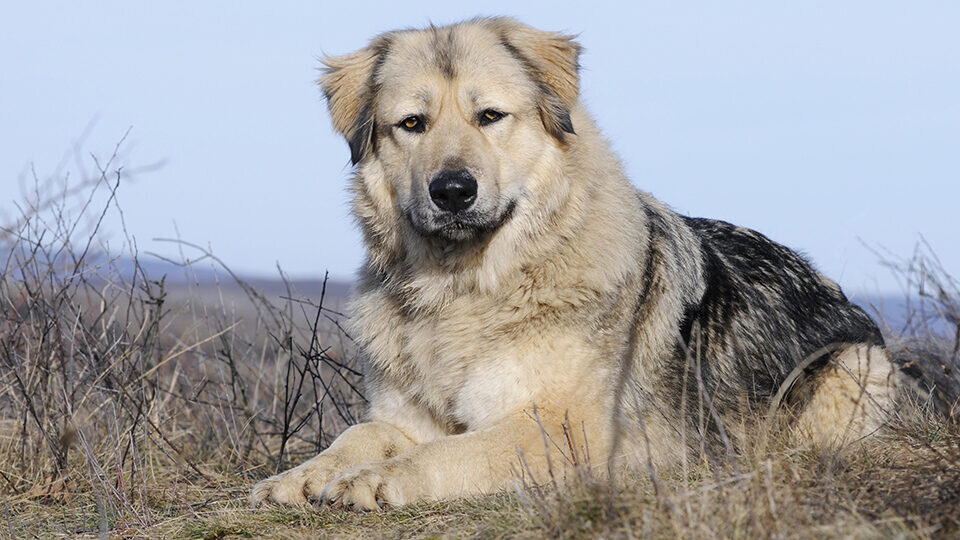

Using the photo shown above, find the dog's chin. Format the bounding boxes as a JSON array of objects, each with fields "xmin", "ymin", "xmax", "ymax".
[
  {"xmin": 408, "ymin": 200, "xmax": 517, "ymax": 245},
  {"xmin": 432, "ymin": 222, "xmax": 485, "ymax": 243}
]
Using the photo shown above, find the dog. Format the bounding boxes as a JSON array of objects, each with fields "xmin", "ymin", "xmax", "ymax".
[{"xmin": 251, "ymin": 17, "xmax": 904, "ymax": 511}]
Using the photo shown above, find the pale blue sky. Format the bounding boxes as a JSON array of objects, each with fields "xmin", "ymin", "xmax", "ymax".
[{"xmin": 1, "ymin": 2, "xmax": 957, "ymax": 296}]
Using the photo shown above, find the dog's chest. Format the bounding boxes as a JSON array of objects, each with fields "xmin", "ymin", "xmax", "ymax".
[
  {"xmin": 353, "ymin": 280, "xmax": 611, "ymax": 431},
  {"xmin": 398, "ymin": 309, "xmax": 544, "ymax": 429},
  {"xmin": 354, "ymin": 291, "xmax": 568, "ymax": 429}
]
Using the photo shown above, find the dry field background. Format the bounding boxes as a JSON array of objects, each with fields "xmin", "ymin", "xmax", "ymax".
[{"xmin": 2, "ymin": 149, "xmax": 958, "ymax": 539}]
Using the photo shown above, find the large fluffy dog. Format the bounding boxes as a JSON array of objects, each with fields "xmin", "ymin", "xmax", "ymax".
[{"xmin": 252, "ymin": 18, "xmax": 903, "ymax": 510}]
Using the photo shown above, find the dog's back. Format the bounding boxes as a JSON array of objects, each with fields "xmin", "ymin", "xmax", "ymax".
[
  {"xmin": 681, "ymin": 216, "xmax": 884, "ymax": 400},
  {"xmin": 622, "ymin": 211, "xmax": 900, "ymax": 460}
]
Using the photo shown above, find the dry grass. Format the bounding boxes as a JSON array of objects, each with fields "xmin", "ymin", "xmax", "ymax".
[{"xmin": 2, "ymin": 144, "xmax": 958, "ymax": 539}]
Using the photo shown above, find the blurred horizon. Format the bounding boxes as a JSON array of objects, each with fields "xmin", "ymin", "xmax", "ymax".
[{"xmin": 2, "ymin": 2, "xmax": 958, "ymax": 296}]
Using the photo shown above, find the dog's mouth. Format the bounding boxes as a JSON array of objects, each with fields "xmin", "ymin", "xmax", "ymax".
[{"xmin": 407, "ymin": 199, "xmax": 517, "ymax": 243}]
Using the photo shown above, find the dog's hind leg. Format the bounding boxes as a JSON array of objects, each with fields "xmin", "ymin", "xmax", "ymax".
[{"xmin": 792, "ymin": 344, "xmax": 902, "ymax": 446}]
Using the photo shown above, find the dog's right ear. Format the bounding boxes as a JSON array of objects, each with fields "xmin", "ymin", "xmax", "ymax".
[{"xmin": 319, "ymin": 43, "xmax": 384, "ymax": 165}]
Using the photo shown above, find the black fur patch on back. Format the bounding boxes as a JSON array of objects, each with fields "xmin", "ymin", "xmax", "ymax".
[{"xmin": 666, "ymin": 217, "xmax": 884, "ymax": 434}]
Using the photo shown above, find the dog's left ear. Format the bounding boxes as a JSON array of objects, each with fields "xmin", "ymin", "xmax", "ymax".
[
  {"xmin": 495, "ymin": 20, "xmax": 582, "ymax": 142},
  {"xmin": 319, "ymin": 40, "xmax": 386, "ymax": 165}
]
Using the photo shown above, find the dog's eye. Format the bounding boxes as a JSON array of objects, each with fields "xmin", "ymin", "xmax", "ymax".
[
  {"xmin": 479, "ymin": 109, "xmax": 505, "ymax": 126},
  {"xmin": 398, "ymin": 115, "xmax": 425, "ymax": 133}
]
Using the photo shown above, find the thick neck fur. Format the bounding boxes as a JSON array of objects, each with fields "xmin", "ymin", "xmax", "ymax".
[{"xmin": 352, "ymin": 105, "xmax": 647, "ymax": 315}]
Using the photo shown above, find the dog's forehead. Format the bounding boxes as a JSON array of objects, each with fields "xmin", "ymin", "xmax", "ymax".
[{"xmin": 375, "ymin": 24, "xmax": 529, "ymax": 94}]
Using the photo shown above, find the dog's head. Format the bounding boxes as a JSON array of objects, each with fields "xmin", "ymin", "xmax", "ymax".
[{"xmin": 320, "ymin": 18, "xmax": 582, "ymax": 247}]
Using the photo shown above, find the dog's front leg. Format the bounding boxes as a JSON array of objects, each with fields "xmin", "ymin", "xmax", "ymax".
[
  {"xmin": 319, "ymin": 407, "xmax": 607, "ymax": 511},
  {"xmin": 250, "ymin": 421, "xmax": 417, "ymax": 506}
]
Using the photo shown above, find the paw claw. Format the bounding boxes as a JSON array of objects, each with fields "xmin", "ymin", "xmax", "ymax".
[
  {"xmin": 320, "ymin": 466, "xmax": 409, "ymax": 512},
  {"xmin": 250, "ymin": 464, "xmax": 338, "ymax": 507}
]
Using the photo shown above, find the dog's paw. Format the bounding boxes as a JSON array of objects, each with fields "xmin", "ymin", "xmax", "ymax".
[
  {"xmin": 250, "ymin": 462, "xmax": 341, "ymax": 507},
  {"xmin": 318, "ymin": 463, "xmax": 418, "ymax": 512}
]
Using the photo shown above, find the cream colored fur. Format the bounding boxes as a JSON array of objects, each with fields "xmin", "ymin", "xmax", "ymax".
[{"xmin": 793, "ymin": 345, "xmax": 901, "ymax": 445}]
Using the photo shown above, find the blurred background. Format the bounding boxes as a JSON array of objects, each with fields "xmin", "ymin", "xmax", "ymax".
[{"xmin": 2, "ymin": 1, "xmax": 957, "ymax": 298}]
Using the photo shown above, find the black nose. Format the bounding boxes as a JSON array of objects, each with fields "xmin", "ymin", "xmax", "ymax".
[{"xmin": 429, "ymin": 169, "xmax": 477, "ymax": 213}]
